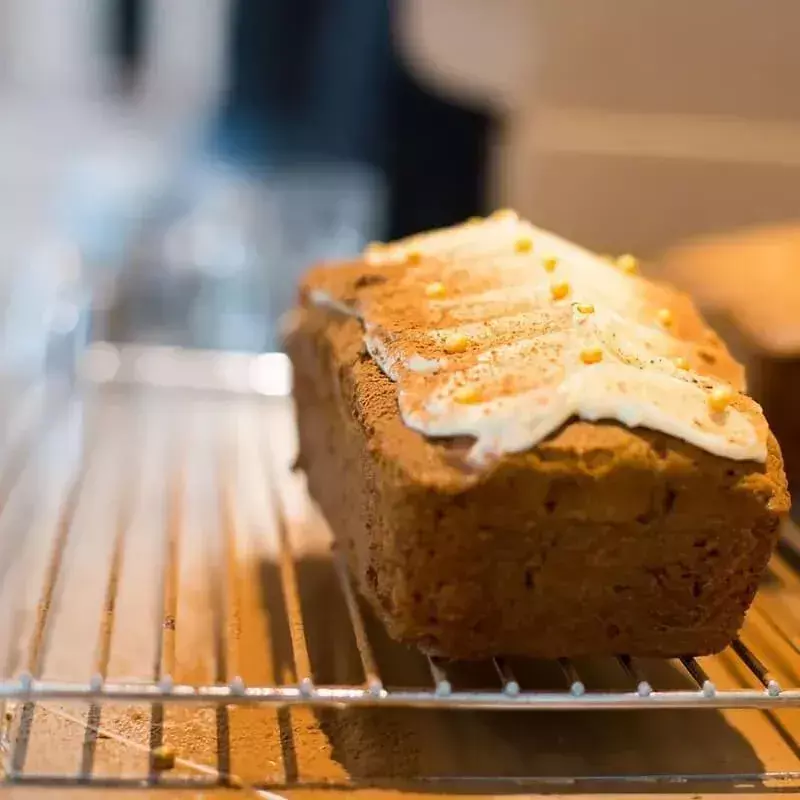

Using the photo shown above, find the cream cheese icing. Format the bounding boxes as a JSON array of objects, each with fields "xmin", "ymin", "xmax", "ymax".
[{"xmin": 311, "ymin": 212, "xmax": 767, "ymax": 466}]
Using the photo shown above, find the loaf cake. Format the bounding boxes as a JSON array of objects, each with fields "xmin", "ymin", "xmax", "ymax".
[
  {"xmin": 285, "ymin": 211, "xmax": 789, "ymax": 660},
  {"xmin": 661, "ymin": 223, "xmax": 800, "ymax": 496}
]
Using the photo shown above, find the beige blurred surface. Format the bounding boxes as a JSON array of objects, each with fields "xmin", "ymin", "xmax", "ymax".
[
  {"xmin": 659, "ymin": 222, "xmax": 800, "ymax": 498},
  {"xmin": 661, "ymin": 223, "xmax": 800, "ymax": 356},
  {"xmin": 404, "ymin": 1, "xmax": 800, "ymax": 257}
]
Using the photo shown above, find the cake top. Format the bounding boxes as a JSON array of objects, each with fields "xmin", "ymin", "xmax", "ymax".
[{"xmin": 303, "ymin": 211, "xmax": 768, "ymax": 466}]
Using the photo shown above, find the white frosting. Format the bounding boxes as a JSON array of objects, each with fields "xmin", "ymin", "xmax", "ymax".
[
  {"xmin": 312, "ymin": 214, "xmax": 767, "ymax": 466},
  {"xmin": 406, "ymin": 354, "xmax": 443, "ymax": 374}
]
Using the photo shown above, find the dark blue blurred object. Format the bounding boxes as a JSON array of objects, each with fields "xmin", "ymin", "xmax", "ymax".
[
  {"xmin": 221, "ymin": 0, "xmax": 392, "ymax": 171},
  {"xmin": 384, "ymin": 50, "xmax": 493, "ymax": 239},
  {"xmin": 213, "ymin": 0, "xmax": 494, "ymax": 238},
  {"xmin": 109, "ymin": 0, "xmax": 146, "ymax": 94}
]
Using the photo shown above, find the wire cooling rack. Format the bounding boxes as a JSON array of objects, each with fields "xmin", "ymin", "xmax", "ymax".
[{"xmin": 2, "ymin": 344, "xmax": 800, "ymax": 792}]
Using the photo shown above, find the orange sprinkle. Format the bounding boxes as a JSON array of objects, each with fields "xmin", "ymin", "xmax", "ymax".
[
  {"xmin": 542, "ymin": 256, "xmax": 558, "ymax": 273},
  {"xmin": 151, "ymin": 745, "xmax": 176, "ymax": 772},
  {"xmin": 580, "ymin": 347, "xmax": 603, "ymax": 365},
  {"xmin": 550, "ymin": 281, "xmax": 570, "ymax": 301},
  {"xmin": 425, "ymin": 281, "xmax": 447, "ymax": 299},
  {"xmin": 656, "ymin": 308, "xmax": 674, "ymax": 328},
  {"xmin": 673, "ymin": 356, "xmax": 689, "ymax": 370},
  {"xmin": 454, "ymin": 385, "xmax": 482, "ymax": 404},
  {"xmin": 617, "ymin": 254, "xmax": 639, "ymax": 274},
  {"xmin": 405, "ymin": 249, "xmax": 422, "ymax": 265},
  {"xmin": 708, "ymin": 386, "xmax": 734, "ymax": 413},
  {"xmin": 515, "ymin": 236, "xmax": 533, "ymax": 254},
  {"xmin": 443, "ymin": 332, "xmax": 470, "ymax": 353}
]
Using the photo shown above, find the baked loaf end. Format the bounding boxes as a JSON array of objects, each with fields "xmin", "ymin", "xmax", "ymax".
[{"xmin": 287, "ymin": 217, "xmax": 789, "ymax": 659}]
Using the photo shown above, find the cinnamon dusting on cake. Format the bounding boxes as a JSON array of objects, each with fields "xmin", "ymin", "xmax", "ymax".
[{"xmin": 306, "ymin": 214, "xmax": 767, "ymax": 465}]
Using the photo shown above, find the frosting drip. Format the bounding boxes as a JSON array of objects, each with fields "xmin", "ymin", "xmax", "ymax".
[{"xmin": 311, "ymin": 213, "xmax": 767, "ymax": 466}]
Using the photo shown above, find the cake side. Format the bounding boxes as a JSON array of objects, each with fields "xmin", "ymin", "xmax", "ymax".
[{"xmin": 287, "ymin": 300, "xmax": 788, "ymax": 659}]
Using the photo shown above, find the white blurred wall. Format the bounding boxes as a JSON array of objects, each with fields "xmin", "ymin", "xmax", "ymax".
[
  {"xmin": 2, "ymin": 0, "xmax": 104, "ymax": 94},
  {"xmin": 143, "ymin": 0, "xmax": 230, "ymax": 109},
  {"xmin": 0, "ymin": 0, "xmax": 232, "ymax": 273},
  {"xmin": 0, "ymin": 0, "xmax": 231, "ymax": 106}
]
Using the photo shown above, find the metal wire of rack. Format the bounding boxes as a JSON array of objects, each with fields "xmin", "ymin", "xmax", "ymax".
[{"xmin": 3, "ymin": 344, "xmax": 800, "ymax": 791}]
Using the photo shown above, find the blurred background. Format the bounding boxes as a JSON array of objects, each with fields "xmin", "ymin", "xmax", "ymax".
[
  {"xmin": 2, "ymin": 0, "xmax": 800, "ymax": 372},
  {"xmin": 4, "ymin": 4, "xmax": 800, "ymax": 789}
]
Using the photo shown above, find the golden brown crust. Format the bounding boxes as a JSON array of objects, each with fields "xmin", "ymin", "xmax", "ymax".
[
  {"xmin": 287, "ymin": 290, "xmax": 788, "ymax": 659},
  {"xmin": 289, "ymin": 220, "xmax": 789, "ymax": 659}
]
